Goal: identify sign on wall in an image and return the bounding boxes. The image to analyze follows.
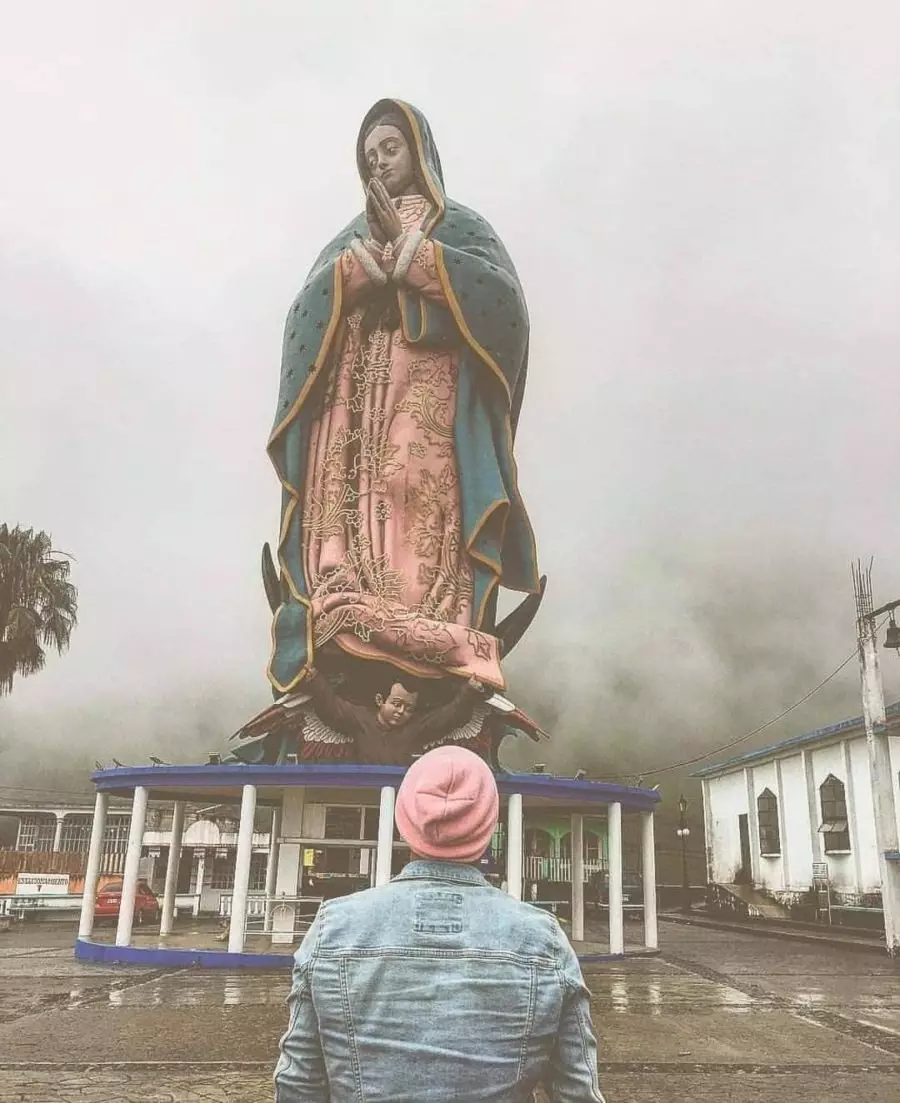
[15,873,70,895]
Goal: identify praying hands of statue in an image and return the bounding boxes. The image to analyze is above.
[366,178,404,247]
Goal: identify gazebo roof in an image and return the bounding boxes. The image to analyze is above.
[90,763,661,812]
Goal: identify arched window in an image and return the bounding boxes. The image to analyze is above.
[584,830,604,864]
[525,829,551,859]
[819,775,850,853]
[756,789,780,855]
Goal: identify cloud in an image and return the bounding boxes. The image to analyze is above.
[2,3,899,799]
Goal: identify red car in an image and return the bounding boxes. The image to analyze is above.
[94,879,160,925]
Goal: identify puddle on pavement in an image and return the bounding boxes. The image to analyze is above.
[85,975,290,1010]
[590,976,754,1015]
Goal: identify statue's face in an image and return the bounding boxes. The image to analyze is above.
[375,683,419,729]
[364,125,415,197]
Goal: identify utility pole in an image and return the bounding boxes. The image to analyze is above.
[852,562,900,957]
[677,795,691,914]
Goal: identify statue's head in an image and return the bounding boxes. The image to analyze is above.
[357,100,445,223]
[363,111,417,198]
[374,678,420,729]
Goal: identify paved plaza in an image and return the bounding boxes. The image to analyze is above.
[0,917,898,1101]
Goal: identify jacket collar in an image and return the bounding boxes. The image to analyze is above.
[394,859,490,887]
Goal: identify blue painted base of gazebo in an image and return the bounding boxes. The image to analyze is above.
[75,936,291,969]
[78,762,661,970]
[74,936,656,969]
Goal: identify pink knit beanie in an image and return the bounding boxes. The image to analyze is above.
[395,746,499,862]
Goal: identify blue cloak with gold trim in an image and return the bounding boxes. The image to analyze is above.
[267,99,539,694]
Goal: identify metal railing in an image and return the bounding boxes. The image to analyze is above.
[0,893,83,917]
[218,893,268,921]
[523,857,607,883]
[218,893,323,936]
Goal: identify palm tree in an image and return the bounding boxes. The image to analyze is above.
[0,525,78,696]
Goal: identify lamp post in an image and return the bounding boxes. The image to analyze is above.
[676,795,691,914]
[852,563,900,957]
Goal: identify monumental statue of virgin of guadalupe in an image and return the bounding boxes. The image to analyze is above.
[234,99,546,765]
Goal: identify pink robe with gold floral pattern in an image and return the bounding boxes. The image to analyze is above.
[302,195,504,687]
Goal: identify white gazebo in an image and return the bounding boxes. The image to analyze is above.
[75,763,661,967]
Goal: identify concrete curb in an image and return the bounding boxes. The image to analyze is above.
[659,912,890,955]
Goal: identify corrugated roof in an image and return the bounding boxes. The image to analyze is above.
[691,700,900,778]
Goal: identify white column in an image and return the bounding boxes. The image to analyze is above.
[570,813,584,942]
[52,813,65,853]
[115,786,149,947]
[801,749,822,864]
[774,760,791,889]
[506,793,523,900]
[841,740,864,894]
[744,767,761,885]
[641,810,658,951]
[263,805,282,932]
[700,779,714,885]
[78,792,108,938]
[374,786,396,887]
[193,849,206,916]
[228,784,258,954]
[859,620,900,955]
[160,800,185,937]
[608,801,624,955]
[271,788,305,944]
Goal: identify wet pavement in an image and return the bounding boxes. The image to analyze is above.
[0,916,897,1101]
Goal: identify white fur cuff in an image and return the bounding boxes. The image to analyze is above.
[350,238,387,285]
[392,230,425,283]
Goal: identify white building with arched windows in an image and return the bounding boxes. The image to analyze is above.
[695,702,900,926]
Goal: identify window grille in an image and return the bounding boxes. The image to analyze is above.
[15,816,54,851]
[757,789,781,855]
[59,816,93,852]
[818,775,850,852]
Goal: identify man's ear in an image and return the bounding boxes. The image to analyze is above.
[375,694,384,706]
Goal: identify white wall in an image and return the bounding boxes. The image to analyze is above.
[705,730,900,897]
[779,755,811,889]
[847,739,879,892]
[302,804,327,838]
[890,734,900,840]
[706,772,748,884]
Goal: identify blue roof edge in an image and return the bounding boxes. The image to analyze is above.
[87,763,661,810]
[691,701,900,778]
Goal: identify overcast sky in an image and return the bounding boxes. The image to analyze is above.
[2,2,899,789]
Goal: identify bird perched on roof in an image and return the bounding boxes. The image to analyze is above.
[94,760,104,770]
[149,755,170,766]
[112,758,125,768]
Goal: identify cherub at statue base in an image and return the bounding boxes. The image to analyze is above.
[227,652,546,770]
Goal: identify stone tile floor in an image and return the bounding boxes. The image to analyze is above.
[1,916,898,1101]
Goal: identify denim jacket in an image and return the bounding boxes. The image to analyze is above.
[274,860,604,1102]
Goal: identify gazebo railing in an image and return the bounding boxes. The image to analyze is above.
[218,892,323,935]
[524,857,607,883]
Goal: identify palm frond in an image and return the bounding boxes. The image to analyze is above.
[0,524,79,695]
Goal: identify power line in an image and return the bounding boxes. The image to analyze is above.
[610,632,873,780]
[1,623,891,792]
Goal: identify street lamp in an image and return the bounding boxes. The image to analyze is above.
[852,562,900,957]
[884,612,900,652]
[676,795,691,914]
